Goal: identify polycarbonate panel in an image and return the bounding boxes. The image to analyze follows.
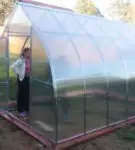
[0,38,7,57]
[128,75,135,118]
[7,2,135,141]
[56,78,85,141]
[116,39,135,74]
[97,20,125,38]
[31,32,52,81]
[42,33,81,80]
[123,24,135,41]
[29,29,55,140]
[122,43,135,118]
[75,15,89,25]
[22,5,63,33]
[108,75,127,123]
[113,38,135,119]
[94,37,127,123]
[32,62,52,81]
[70,35,107,129]
[85,76,107,130]
[0,84,8,109]
[52,11,86,35]
[71,35,103,76]
[8,5,30,34]
[0,58,7,82]
[114,39,135,53]
[0,37,8,110]
[29,79,55,141]
[0,38,7,82]
[83,18,105,37]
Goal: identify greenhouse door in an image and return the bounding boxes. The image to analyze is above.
[0,37,9,110]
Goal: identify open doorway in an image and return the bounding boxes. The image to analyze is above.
[8,35,30,109]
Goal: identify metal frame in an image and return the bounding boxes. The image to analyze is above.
[21,5,58,142]
[0,1,135,147]
[49,9,86,141]
[29,26,32,117]
[93,20,129,124]
[0,35,9,110]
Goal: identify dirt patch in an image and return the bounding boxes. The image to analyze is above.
[71,126,135,150]
[0,116,135,150]
[0,117,46,150]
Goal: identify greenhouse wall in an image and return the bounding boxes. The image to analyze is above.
[0,1,135,143]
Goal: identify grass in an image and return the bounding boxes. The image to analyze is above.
[117,126,135,141]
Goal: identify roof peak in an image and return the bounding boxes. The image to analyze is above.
[18,0,73,12]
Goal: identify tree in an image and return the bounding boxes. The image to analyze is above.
[108,0,133,22]
[0,0,16,25]
[74,0,103,16]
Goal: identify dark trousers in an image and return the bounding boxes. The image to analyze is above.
[17,76,30,113]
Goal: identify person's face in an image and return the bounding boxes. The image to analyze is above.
[24,50,31,58]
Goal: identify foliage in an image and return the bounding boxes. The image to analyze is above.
[108,0,133,22]
[74,0,103,16]
[117,126,135,141]
[0,0,16,25]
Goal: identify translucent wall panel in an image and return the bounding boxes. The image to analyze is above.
[75,15,89,26]
[0,38,7,82]
[0,58,7,82]
[56,78,85,141]
[22,5,64,33]
[0,38,7,57]
[85,76,107,129]
[123,24,135,41]
[0,84,8,109]
[42,33,81,80]
[128,75,135,118]
[83,18,105,37]
[7,5,30,35]
[52,11,86,35]
[30,79,55,141]
[97,20,125,38]
[16,2,135,140]
[71,35,107,129]
[115,39,135,118]
[0,38,8,109]
[94,37,127,124]
[31,33,51,81]
[30,31,55,141]
[71,35,103,75]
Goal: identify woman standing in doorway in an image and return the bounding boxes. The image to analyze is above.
[11,48,31,117]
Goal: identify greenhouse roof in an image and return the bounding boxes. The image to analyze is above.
[4,1,135,83]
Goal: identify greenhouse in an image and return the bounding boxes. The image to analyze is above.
[0,0,135,145]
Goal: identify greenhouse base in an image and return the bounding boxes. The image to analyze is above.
[0,109,135,150]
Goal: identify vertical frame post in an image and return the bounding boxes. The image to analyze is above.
[84,79,86,133]
[7,26,10,110]
[55,96,59,143]
[125,61,129,123]
[29,26,32,116]
[106,73,109,127]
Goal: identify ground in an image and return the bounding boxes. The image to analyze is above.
[72,125,135,150]
[0,117,45,150]
[0,116,135,150]
[72,134,135,150]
